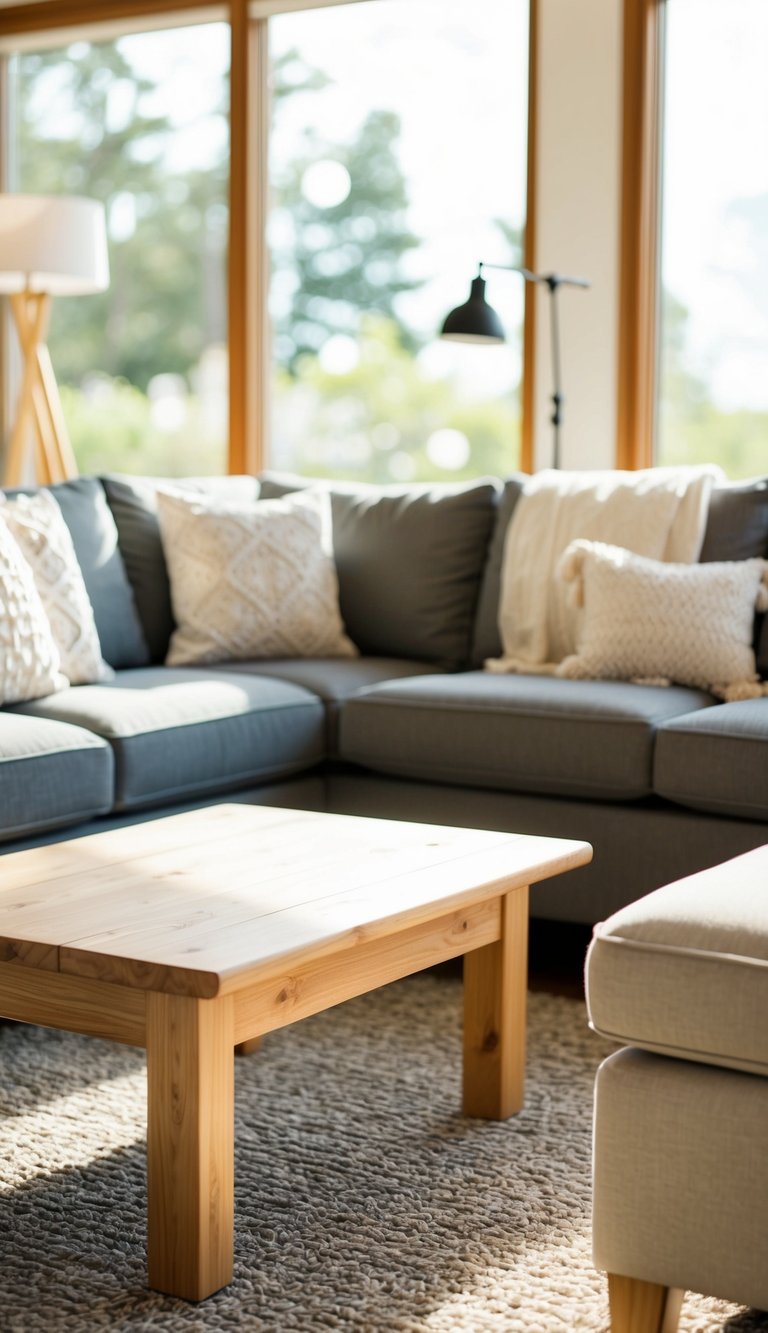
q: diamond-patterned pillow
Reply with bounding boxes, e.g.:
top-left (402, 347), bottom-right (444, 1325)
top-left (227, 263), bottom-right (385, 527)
top-left (157, 488), bottom-right (357, 665)
top-left (0, 518), bottom-right (67, 705)
top-left (0, 491), bottom-right (113, 685)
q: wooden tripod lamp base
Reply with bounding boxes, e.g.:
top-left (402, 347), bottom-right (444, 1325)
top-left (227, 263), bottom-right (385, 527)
top-left (4, 291), bottom-right (79, 486)
top-left (0, 194), bottom-right (110, 486)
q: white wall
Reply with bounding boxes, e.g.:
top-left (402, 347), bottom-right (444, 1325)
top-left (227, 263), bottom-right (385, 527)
top-left (532, 0), bottom-right (623, 471)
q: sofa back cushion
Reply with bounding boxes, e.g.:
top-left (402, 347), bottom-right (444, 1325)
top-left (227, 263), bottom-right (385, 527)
top-left (101, 474), bottom-right (261, 663)
top-left (470, 474), bottom-right (526, 666)
top-left (470, 473), bottom-right (768, 674)
top-left (698, 478), bottom-right (768, 676)
top-left (2, 477), bottom-right (149, 669)
top-left (258, 472), bottom-right (499, 669)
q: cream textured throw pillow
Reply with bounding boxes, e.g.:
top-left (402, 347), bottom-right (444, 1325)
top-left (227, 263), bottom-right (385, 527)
top-left (157, 488), bottom-right (357, 665)
top-left (556, 540), bottom-right (768, 698)
top-left (0, 492), bottom-right (113, 685)
top-left (0, 518), bottom-right (67, 704)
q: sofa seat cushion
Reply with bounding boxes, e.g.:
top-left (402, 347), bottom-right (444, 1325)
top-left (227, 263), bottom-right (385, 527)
top-left (0, 712), bottom-right (113, 841)
top-left (654, 699), bottom-right (768, 820)
top-left (217, 657), bottom-right (444, 753)
top-left (338, 673), bottom-right (715, 799)
top-left (14, 668), bottom-right (325, 811)
top-left (587, 846), bottom-right (768, 1076)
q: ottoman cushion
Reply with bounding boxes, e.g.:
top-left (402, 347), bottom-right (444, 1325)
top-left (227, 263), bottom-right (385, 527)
top-left (586, 846), bottom-right (768, 1076)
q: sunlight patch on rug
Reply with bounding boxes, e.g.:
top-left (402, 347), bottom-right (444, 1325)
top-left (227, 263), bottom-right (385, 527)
top-left (0, 1069), bottom-right (145, 1187)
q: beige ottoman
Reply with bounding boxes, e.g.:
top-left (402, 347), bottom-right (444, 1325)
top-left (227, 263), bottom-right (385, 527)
top-left (586, 846), bottom-right (768, 1333)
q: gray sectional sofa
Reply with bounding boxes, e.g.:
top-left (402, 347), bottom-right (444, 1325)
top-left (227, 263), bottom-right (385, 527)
top-left (3, 469), bottom-right (768, 925)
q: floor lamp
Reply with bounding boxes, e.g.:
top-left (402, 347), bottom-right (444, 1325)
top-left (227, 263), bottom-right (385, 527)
top-left (0, 195), bottom-right (109, 486)
top-left (440, 262), bottom-right (590, 470)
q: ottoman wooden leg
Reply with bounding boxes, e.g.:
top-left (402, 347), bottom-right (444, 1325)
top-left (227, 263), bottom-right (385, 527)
top-left (608, 1274), bottom-right (684, 1333)
top-left (463, 885), bottom-right (529, 1118)
top-left (146, 992), bottom-right (235, 1301)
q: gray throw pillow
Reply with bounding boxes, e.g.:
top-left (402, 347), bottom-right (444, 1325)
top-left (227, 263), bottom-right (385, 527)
top-left (259, 472), bottom-right (500, 669)
top-left (102, 474), bottom-right (261, 663)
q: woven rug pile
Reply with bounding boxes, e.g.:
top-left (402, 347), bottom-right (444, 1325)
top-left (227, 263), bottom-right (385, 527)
top-left (1, 974), bottom-right (766, 1332)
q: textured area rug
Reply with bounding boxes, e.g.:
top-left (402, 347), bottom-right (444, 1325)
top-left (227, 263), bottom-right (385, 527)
top-left (0, 975), bottom-right (766, 1332)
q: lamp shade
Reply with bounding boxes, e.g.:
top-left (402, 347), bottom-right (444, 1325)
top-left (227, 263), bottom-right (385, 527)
top-left (0, 194), bottom-right (109, 296)
top-left (440, 274), bottom-right (506, 343)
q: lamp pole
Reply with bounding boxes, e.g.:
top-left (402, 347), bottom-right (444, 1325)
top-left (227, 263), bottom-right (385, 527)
top-left (478, 263), bottom-right (590, 471)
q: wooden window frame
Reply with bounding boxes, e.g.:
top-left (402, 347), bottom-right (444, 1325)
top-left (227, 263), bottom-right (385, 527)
top-left (616, 0), bottom-right (665, 470)
top-left (0, 0), bottom-right (537, 477)
top-left (520, 0), bottom-right (537, 475)
top-left (0, 2), bottom-right (223, 41)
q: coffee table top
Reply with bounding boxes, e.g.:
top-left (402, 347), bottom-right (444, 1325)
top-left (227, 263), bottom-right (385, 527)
top-left (0, 804), bottom-right (591, 997)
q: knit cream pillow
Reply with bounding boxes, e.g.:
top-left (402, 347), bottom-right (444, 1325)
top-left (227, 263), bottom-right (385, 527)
top-left (0, 518), bottom-right (67, 704)
top-left (556, 540), bottom-right (768, 699)
top-left (0, 492), bottom-right (113, 685)
top-left (157, 487), bottom-right (357, 665)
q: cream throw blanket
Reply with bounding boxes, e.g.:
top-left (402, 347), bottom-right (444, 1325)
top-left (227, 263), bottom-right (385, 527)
top-left (486, 466), bottom-right (723, 675)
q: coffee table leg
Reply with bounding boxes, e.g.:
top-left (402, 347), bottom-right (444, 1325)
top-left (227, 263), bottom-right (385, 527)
top-left (146, 992), bottom-right (235, 1300)
top-left (463, 885), bottom-right (529, 1119)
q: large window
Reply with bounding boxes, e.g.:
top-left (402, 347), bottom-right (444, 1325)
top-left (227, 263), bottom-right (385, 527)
top-left (268, 0), bottom-right (528, 483)
top-left (657, 0), bottom-right (768, 477)
top-left (7, 21), bottom-right (229, 475)
top-left (1, 0), bottom-right (529, 482)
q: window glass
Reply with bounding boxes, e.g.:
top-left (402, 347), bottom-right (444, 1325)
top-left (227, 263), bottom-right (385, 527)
top-left (9, 23), bottom-right (229, 475)
top-left (268, 0), bottom-right (528, 483)
top-left (658, 0), bottom-right (768, 478)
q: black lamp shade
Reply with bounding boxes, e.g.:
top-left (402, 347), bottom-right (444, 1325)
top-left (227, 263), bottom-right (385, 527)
top-left (440, 275), bottom-right (506, 343)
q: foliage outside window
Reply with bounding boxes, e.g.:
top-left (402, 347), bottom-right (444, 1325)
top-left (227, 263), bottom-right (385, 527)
top-left (9, 24), bottom-right (230, 476)
top-left (268, 0), bottom-right (528, 484)
top-left (657, 0), bottom-right (768, 479)
top-left (6, 0), bottom-right (528, 482)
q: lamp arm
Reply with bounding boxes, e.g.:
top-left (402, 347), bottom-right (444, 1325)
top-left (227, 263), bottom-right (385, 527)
top-left (478, 260), bottom-right (590, 291)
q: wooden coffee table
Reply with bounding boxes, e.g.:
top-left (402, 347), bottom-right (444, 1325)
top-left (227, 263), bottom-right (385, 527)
top-left (0, 803), bottom-right (591, 1301)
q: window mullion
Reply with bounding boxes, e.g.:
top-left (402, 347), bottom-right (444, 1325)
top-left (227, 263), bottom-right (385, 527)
top-left (616, 0), bottom-right (665, 470)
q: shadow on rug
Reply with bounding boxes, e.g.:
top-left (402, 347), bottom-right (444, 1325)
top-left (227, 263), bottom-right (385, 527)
top-left (0, 975), bottom-right (765, 1332)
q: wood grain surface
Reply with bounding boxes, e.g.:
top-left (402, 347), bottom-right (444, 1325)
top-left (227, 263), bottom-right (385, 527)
top-left (463, 886), bottom-right (530, 1118)
top-left (0, 805), bottom-right (592, 997)
top-left (607, 1274), bottom-right (684, 1333)
top-left (147, 991), bottom-right (235, 1299)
